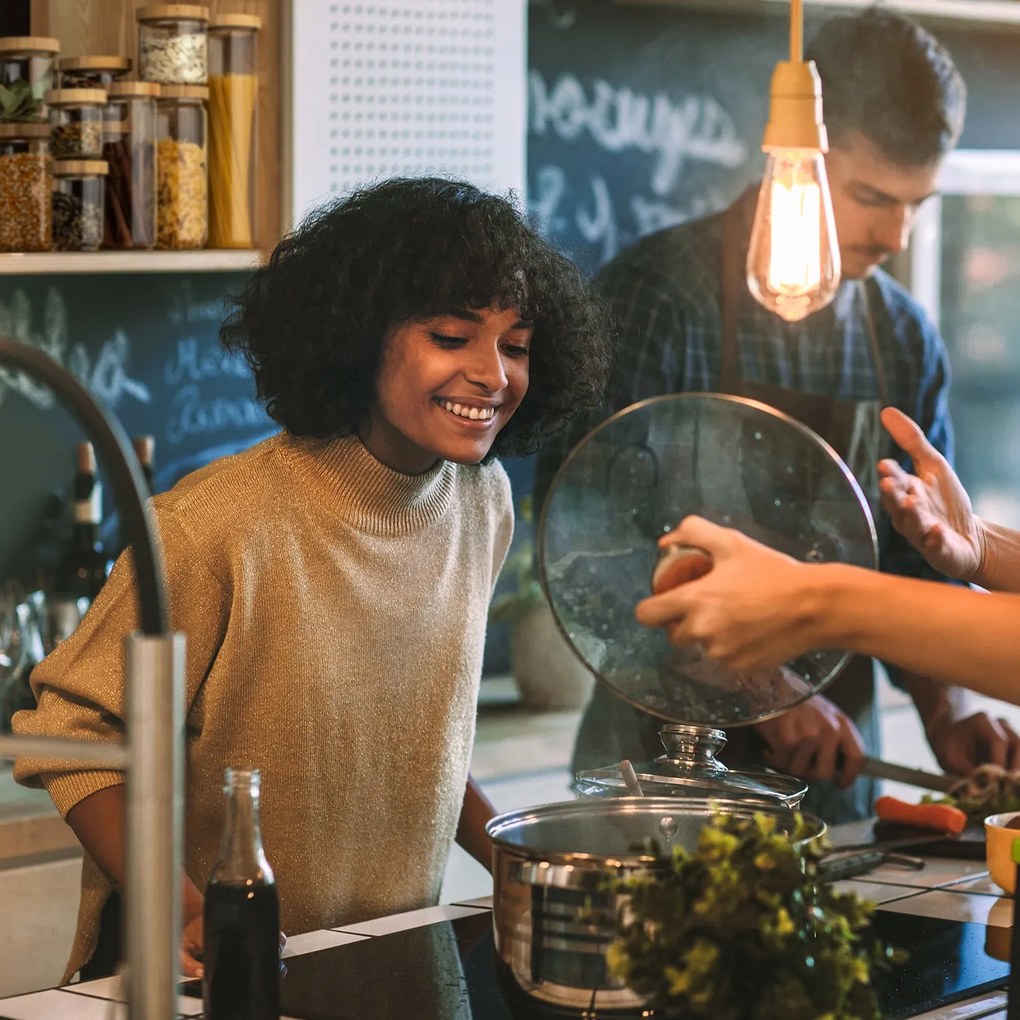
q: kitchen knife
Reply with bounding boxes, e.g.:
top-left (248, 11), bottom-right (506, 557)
top-left (860, 756), bottom-right (961, 794)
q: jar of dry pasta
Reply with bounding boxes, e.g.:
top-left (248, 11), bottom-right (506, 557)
top-left (137, 5), bottom-right (209, 86)
top-left (0, 122), bottom-right (51, 251)
top-left (208, 13), bottom-right (259, 248)
top-left (156, 83), bottom-right (207, 249)
top-left (46, 88), bottom-right (107, 159)
top-left (0, 36), bottom-right (59, 122)
top-left (57, 55), bottom-right (132, 89)
top-left (52, 159), bottom-right (107, 251)
top-left (103, 81), bottom-right (158, 250)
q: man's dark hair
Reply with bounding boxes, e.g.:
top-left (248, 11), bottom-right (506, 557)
top-left (806, 5), bottom-right (966, 167)
top-left (221, 176), bottom-right (611, 458)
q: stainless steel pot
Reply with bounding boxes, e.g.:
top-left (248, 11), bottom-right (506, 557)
top-left (486, 796), bottom-right (825, 1014)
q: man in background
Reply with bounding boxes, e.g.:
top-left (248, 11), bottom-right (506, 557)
top-left (535, 5), bottom-right (1020, 822)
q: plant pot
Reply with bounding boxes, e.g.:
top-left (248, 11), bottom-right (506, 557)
top-left (509, 602), bottom-right (594, 711)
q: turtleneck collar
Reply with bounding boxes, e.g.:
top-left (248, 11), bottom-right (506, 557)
top-left (279, 432), bottom-right (459, 534)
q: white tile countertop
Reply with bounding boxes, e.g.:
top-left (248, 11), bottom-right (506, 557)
top-left (0, 821), bottom-right (1015, 1019)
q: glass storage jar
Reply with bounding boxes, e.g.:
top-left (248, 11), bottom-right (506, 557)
top-left (103, 81), bottom-right (158, 249)
top-left (208, 13), bottom-right (259, 248)
top-left (57, 55), bottom-right (131, 89)
top-left (137, 4), bottom-right (209, 85)
top-left (0, 122), bottom-right (51, 251)
top-left (156, 84), bottom-right (207, 248)
top-left (46, 88), bottom-right (107, 159)
top-left (52, 159), bottom-right (107, 251)
top-left (0, 36), bottom-right (59, 122)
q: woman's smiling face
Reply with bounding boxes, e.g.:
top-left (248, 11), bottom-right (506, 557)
top-left (361, 304), bottom-right (533, 474)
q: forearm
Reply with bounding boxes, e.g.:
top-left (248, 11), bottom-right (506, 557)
top-left (978, 520), bottom-right (1020, 593)
top-left (455, 773), bottom-right (497, 873)
top-left (809, 565), bottom-right (1020, 701)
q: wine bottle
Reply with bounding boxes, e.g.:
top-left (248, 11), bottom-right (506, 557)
top-left (203, 767), bottom-right (281, 1020)
top-left (132, 434), bottom-right (156, 494)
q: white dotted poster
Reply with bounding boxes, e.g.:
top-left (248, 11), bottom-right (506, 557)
top-left (289, 0), bottom-right (527, 229)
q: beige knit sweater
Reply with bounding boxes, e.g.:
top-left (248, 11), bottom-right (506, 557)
top-left (14, 432), bottom-right (513, 979)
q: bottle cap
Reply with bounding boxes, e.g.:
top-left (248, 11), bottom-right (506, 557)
top-left (0, 36), bottom-right (60, 55)
top-left (106, 80), bottom-right (161, 98)
top-left (52, 159), bottom-right (109, 175)
top-left (136, 4), bottom-right (210, 23)
top-left (44, 88), bottom-right (109, 105)
top-left (209, 13), bottom-right (262, 31)
top-left (133, 434), bottom-right (155, 464)
top-left (77, 441), bottom-right (96, 473)
top-left (58, 56), bottom-right (132, 72)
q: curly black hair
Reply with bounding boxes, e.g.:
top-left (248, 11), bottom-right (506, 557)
top-left (221, 176), bottom-right (612, 458)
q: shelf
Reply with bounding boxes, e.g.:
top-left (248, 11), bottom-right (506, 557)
top-left (0, 250), bottom-right (266, 275)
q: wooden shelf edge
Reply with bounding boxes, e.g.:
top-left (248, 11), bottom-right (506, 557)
top-left (0, 250), bottom-right (267, 275)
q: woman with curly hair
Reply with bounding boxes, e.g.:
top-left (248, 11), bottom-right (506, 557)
top-left (14, 177), bottom-right (612, 981)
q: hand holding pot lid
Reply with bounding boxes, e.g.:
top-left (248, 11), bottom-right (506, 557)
top-left (538, 393), bottom-right (878, 728)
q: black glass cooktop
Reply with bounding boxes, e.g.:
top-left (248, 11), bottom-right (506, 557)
top-left (181, 908), bottom-right (1012, 1019)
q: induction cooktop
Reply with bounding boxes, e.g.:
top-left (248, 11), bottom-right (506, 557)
top-left (181, 908), bottom-right (1012, 1019)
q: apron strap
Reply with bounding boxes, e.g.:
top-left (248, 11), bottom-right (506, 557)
top-left (858, 280), bottom-right (892, 410)
top-left (719, 201), bottom-right (748, 393)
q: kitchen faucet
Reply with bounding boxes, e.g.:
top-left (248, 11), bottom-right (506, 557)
top-left (0, 336), bottom-right (185, 1020)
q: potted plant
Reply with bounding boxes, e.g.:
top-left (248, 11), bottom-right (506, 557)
top-left (605, 812), bottom-right (904, 1019)
top-left (489, 496), bottom-right (595, 711)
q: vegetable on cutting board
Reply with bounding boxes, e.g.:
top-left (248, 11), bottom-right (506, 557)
top-left (874, 795), bottom-right (968, 834)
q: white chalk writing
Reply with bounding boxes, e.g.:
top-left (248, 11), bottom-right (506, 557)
top-left (0, 287), bottom-right (150, 412)
top-left (165, 384), bottom-right (266, 444)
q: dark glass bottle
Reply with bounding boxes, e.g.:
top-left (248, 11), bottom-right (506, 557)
top-left (50, 441), bottom-right (110, 644)
top-left (132, 434), bottom-right (157, 494)
top-left (203, 767), bottom-right (281, 1020)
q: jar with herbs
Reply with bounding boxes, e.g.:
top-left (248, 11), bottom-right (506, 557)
top-left (0, 122), bottom-right (51, 251)
top-left (46, 88), bottom-right (107, 159)
top-left (156, 84), bottom-right (207, 249)
top-left (208, 13), bottom-right (259, 248)
top-left (103, 81), bottom-right (158, 249)
top-left (56, 56), bottom-right (132, 89)
top-left (52, 159), bottom-right (107, 251)
top-left (0, 36), bottom-right (59, 123)
top-left (137, 5), bottom-right (209, 86)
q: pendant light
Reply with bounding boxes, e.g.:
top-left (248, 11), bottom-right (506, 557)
top-left (746, 0), bottom-right (840, 322)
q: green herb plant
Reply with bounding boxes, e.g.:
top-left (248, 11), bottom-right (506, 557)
top-left (0, 80), bottom-right (45, 122)
top-left (488, 494), bottom-right (545, 624)
top-left (605, 812), bottom-right (905, 1020)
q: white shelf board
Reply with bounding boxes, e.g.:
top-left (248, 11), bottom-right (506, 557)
top-left (0, 250), bottom-right (265, 275)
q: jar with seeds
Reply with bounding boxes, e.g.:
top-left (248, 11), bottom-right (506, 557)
top-left (103, 81), bottom-right (158, 249)
top-left (52, 159), bottom-right (107, 251)
top-left (46, 88), bottom-right (107, 159)
top-left (137, 5), bottom-right (209, 85)
top-left (57, 55), bottom-right (131, 90)
top-left (0, 37), bottom-right (59, 123)
top-left (0, 122), bottom-right (51, 251)
top-left (156, 83), bottom-right (207, 248)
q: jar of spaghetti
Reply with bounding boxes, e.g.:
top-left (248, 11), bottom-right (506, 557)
top-left (46, 88), bottom-right (107, 159)
top-left (0, 122), bottom-right (51, 251)
top-left (103, 81), bottom-right (158, 249)
top-left (57, 55), bottom-right (132, 89)
top-left (156, 83), bottom-right (207, 248)
top-left (137, 5), bottom-right (209, 85)
top-left (0, 36), bottom-right (59, 122)
top-left (208, 13), bottom-right (259, 248)
top-left (52, 159), bottom-right (107, 251)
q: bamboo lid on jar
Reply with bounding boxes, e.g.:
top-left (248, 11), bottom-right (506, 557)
top-left (208, 13), bottom-right (262, 31)
top-left (58, 56), bottom-right (132, 72)
top-left (52, 159), bottom-right (109, 175)
top-left (0, 36), bottom-right (60, 54)
top-left (44, 88), bottom-right (108, 105)
top-left (136, 4), bottom-right (210, 22)
top-left (0, 122), bottom-right (51, 139)
top-left (107, 80), bottom-right (161, 98)
top-left (158, 84), bottom-right (209, 100)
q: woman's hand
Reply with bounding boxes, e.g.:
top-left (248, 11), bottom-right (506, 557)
top-left (634, 516), bottom-right (820, 672)
top-left (878, 406), bottom-right (984, 582)
top-left (180, 877), bottom-right (205, 978)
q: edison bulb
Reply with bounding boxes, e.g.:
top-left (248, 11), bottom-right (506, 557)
top-left (746, 150), bottom-right (841, 322)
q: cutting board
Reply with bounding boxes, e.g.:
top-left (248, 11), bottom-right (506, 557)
top-left (872, 819), bottom-right (987, 860)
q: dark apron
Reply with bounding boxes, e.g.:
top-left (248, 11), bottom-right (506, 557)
top-left (715, 201), bottom-right (888, 823)
top-left (570, 200), bottom-right (889, 824)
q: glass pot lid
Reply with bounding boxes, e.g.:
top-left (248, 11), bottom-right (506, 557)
top-left (538, 393), bottom-right (878, 729)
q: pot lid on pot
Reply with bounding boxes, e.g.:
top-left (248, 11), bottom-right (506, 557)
top-left (538, 393), bottom-right (878, 729)
top-left (573, 724), bottom-right (808, 805)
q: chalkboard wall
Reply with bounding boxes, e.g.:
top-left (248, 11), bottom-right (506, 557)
top-left (0, 274), bottom-right (275, 580)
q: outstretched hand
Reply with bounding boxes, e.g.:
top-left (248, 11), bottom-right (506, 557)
top-left (878, 407), bottom-right (984, 582)
top-left (635, 516), bottom-right (817, 672)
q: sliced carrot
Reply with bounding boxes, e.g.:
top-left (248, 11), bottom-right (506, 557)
top-left (874, 795), bottom-right (968, 835)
